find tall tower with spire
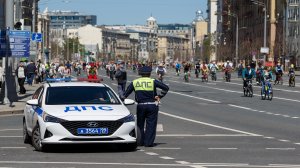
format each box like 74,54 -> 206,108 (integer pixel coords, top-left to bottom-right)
147,15 -> 158,30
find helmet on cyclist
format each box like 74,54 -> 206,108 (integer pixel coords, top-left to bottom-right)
291,64 -> 294,68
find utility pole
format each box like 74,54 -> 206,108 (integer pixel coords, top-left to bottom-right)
2,0 -> 14,105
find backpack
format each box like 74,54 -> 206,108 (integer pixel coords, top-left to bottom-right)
109,65 -> 115,71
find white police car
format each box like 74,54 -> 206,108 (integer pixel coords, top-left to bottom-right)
23,79 -> 137,152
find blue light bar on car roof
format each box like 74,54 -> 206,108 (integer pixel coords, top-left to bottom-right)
45,77 -> 103,83
45,78 -> 73,82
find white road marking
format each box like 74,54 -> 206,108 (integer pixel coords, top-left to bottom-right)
294,143 -> 300,145
266,148 -> 295,150
169,79 -> 300,103
159,111 -> 261,136
278,139 -> 290,142
156,134 -> 257,137
0,129 -> 22,132
145,152 -> 159,156
169,91 -> 221,103
153,147 -> 181,150
160,156 -> 175,160
176,161 -> 190,164
0,136 -> 22,138
264,137 -> 275,139
228,104 -> 299,119
111,83 -> 117,86
0,147 -> 26,149
292,117 -> 299,119
156,124 -> 163,132
208,148 -> 238,150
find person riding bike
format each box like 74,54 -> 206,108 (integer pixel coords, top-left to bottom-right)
256,62 -> 264,85
209,62 -> 218,79
194,61 -> 201,78
275,63 -> 283,84
201,63 -> 208,81
87,65 -> 98,79
175,62 -> 181,76
156,63 -> 167,82
289,64 -> 296,85
242,65 -> 256,89
224,61 -> 233,82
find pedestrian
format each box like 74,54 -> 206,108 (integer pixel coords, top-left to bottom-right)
122,66 -> 169,147
115,63 -> 127,97
26,60 -> 36,86
109,61 -> 116,80
16,62 -> 27,94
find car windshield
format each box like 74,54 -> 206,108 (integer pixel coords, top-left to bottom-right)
45,86 -> 121,105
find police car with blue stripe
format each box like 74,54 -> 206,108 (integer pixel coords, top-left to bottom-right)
23,78 -> 137,152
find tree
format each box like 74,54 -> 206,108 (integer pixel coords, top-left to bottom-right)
63,37 -> 83,61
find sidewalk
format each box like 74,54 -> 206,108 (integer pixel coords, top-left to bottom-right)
0,84 -> 41,115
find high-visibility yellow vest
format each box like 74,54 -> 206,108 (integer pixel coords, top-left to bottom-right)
133,77 -> 154,91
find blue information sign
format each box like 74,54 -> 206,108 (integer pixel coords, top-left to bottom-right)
9,30 -> 31,57
32,33 -> 42,42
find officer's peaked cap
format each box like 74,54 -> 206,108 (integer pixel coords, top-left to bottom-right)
139,66 -> 152,75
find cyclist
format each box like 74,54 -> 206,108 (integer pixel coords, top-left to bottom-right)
209,62 -> 218,80
242,65 -> 256,89
87,65 -> 98,79
183,62 -> 191,81
289,64 -> 295,85
156,63 -> 167,82
224,60 -> 233,81
175,62 -> 181,76
275,62 -> 283,84
201,63 -> 209,81
194,61 -> 201,78
256,62 -> 264,85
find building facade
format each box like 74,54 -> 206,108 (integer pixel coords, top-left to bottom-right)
0,0 -> 5,29
207,0 -> 218,61
287,0 -> 300,67
157,34 -> 189,63
46,10 -> 96,29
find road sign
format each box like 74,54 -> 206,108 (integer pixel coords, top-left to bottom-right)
31,33 -> 42,42
9,30 -> 31,57
260,47 -> 269,54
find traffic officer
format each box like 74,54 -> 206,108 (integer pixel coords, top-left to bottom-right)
123,66 -> 169,147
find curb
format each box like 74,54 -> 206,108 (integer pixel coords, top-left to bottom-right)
0,109 -> 23,116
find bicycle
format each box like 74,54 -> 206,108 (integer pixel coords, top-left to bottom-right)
274,72 -> 283,85
243,79 -> 253,97
225,70 -> 231,82
261,78 -> 273,100
184,71 -> 189,82
289,72 -> 295,87
202,72 -> 208,82
195,69 -> 200,78
211,71 -> 217,81
158,73 -> 164,83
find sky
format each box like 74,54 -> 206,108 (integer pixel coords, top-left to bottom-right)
39,0 -> 208,25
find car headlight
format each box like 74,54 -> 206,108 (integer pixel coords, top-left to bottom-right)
118,114 -> 135,123
42,112 -> 66,123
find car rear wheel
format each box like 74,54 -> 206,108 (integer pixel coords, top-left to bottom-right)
23,118 -> 31,144
32,124 -> 46,152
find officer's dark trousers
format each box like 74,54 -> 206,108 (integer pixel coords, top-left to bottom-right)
136,104 -> 158,147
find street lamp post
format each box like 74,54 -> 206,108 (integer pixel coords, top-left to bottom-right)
251,0 -> 267,63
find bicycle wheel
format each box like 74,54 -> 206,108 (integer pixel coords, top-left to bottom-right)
261,89 -> 264,100
261,88 -> 266,100
249,86 -> 253,97
292,78 -> 295,87
269,89 -> 273,101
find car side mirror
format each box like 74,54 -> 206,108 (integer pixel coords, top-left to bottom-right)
26,99 -> 39,106
123,99 -> 135,105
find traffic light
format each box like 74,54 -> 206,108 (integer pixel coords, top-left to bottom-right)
14,22 -> 22,30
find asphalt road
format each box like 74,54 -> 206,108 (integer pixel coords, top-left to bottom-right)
0,68 -> 300,168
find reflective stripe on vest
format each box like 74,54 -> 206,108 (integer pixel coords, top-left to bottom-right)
133,78 -> 154,91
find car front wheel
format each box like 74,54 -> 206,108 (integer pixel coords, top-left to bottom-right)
31,124 -> 46,152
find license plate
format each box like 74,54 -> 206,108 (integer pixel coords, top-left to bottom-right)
77,128 -> 109,135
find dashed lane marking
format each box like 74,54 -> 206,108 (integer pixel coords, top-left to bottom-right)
0,129 -> 21,132
0,136 -> 22,138
156,134 -> 258,137
176,161 -> 190,164
294,143 -> 300,145
145,152 -> 159,156
160,156 -> 175,160
153,147 -> 181,150
0,147 -> 26,149
156,124 -> 164,132
266,148 -> 295,150
278,139 -> 290,142
264,137 -> 275,139
208,148 -> 238,150
159,111 -> 261,136
168,91 -> 221,104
